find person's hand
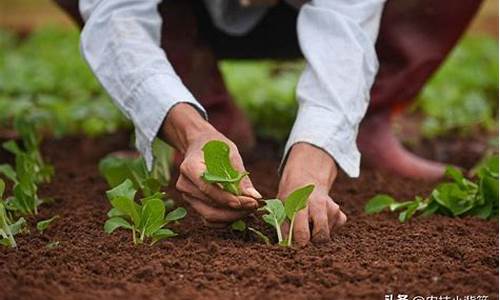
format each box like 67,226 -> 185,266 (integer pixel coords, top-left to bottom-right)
279,143 -> 346,246
161,103 -> 261,227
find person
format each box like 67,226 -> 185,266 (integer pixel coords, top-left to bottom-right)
55,0 -> 482,245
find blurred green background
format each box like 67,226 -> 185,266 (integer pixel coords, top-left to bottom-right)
0,0 -> 498,142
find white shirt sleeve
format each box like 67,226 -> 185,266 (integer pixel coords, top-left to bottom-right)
79,0 -> 206,169
284,0 -> 386,177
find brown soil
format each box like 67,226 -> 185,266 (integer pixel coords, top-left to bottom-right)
0,133 -> 497,300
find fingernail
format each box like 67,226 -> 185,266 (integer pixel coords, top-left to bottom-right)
229,200 -> 241,209
246,187 -> 262,199
239,197 -> 258,209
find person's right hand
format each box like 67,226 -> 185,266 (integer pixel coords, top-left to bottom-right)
161,103 -> 261,227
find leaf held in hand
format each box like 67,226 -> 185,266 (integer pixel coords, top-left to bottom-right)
201,140 -> 249,195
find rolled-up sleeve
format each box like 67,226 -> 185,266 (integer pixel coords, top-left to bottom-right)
284,0 -> 385,177
79,0 -> 206,169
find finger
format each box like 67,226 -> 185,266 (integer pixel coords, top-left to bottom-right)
202,219 -> 230,228
176,175 -> 213,204
327,200 -> 347,230
291,209 -> 310,247
309,199 -> 331,243
229,150 -> 262,199
239,176 -> 262,200
180,161 -> 258,209
182,194 -> 249,223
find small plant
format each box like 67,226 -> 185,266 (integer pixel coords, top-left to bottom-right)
201,140 -> 314,246
99,139 -> 171,197
0,179 -> 27,248
365,155 -> 499,222
201,140 -> 249,195
36,215 -> 59,233
104,179 -> 186,245
231,185 -> 315,247
0,120 -> 53,216
259,185 -> 314,246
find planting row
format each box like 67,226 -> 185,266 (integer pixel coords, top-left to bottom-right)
0,123 -> 498,249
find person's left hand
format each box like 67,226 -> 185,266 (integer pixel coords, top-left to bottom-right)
279,143 -> 347,246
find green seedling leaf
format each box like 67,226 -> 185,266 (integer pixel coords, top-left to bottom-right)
165,207 -> 187,223
106,179 -> 137,201
36,215 -> 59,233
231,219 -> 247,232
140,198 -> 166,237
445,166 -> 465,184
46,241 -> 60,249
151,228 -> 177,245
0,178 -> 4,198
248,227 -> 271,245
99,155 -> 133,188
0,164 -> 17,184
107,207 -> 124,218
389,201 -> 415,212
201,140 -> 249,195
259,199 -> 285,242
432,183 -> 476,216
365,156 -> 499,221
99,152 -> 167,197
9,217 -> 27,236
110,196 -> 141,227
364,195 -> 395,214
103,180 -> 185,245
398,200 -> 421,222
2,140 -> 22,155
143,178 -> 162,197
104,217 -> 133,233
420,200 -> 440,217
283,184 -> 314,246
284,184 -> 314,220
164,199 -> 175,211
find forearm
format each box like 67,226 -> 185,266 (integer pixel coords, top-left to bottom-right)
79,0 -> 206,169
285,0 -> 385,178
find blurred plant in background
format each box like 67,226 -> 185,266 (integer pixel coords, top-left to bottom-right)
220,60 -> 301,141
0,27 -> 129,138
0,27 -> 497,142
416,36 -> 499,137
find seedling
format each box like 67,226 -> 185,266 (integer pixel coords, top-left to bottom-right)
0,179 -> 27,248
201,140 -> 314,246
37,215 -> 59,233
99,139 -> 172,197
365,155 -> 499,222
260,184 -> 314,246
201,140 -> 248,195
231,185 -> 315,247
103,179 -> 186,245
0,121 -> 54,216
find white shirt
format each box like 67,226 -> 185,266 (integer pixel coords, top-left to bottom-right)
79,0 -> 385,177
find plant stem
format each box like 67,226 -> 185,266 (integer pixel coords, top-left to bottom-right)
275,219 -> 283,243
132,227 -> 137,245
225,183 -> 240,196
287,215 -> 296,247
0,222 -> 16,248
140,229 -> 145,243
